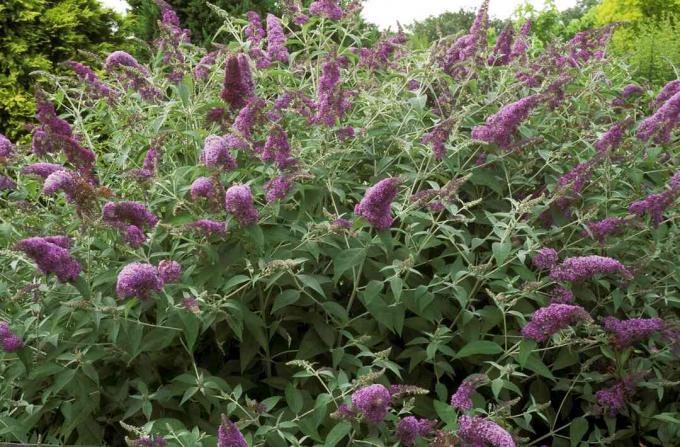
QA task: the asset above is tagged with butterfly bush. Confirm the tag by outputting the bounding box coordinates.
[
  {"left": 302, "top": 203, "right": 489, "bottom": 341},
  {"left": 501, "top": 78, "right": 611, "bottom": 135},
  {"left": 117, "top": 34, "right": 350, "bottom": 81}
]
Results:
[{"left": 2, "top": 1, "right": 680, "bottom": 445}]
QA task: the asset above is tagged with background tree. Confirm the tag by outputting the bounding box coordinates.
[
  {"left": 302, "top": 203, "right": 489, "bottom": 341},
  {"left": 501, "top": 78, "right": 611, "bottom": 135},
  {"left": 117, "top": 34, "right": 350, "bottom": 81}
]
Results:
[
  {"left": 124, "top": 0, "right": 280, "bottom": 47},
  {"left": 0, "top": 0, "right": 125, "bottom": 140},
  {"left": 595, "top": 0, "right": 680, "bottom": 84},
  {"left": 407, "top": 9, "right": 503, "bottom": 49}
]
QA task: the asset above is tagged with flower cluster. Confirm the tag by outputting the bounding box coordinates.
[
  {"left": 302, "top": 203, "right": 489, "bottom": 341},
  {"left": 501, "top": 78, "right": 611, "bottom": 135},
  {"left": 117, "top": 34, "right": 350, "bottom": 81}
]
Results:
[
  {"left": 521, "top": 303, "right": 590, "bottom": 342},
  {"left": 450, "top": 375, "right": 486, "bottom": 411},
  {"left": 351, "top": 384, "right": 391, "bottom": 424},
  {"left": 602, "top": 317, "right": 664, "bottom": 349},
  {"left": 396, "top": 417, "right": 434, "bottom": 446},
  {"left": 471, "top": 94, "right": 543, "bottom": 149},
  {"left": 309, "top": 0, "right": 343, "bottom": 20},
  {"left": 221, "top": 54, "right": 255, "bottom": 110},
  {"left": 225, "top": 184, "right": 259, "bottom": 226},
  {"left": 549, "top": 255, "right": 632, "bottom": 282},
  {"left": 104, "top": 51, "right": 161, "bottom": 100},
  {"left": 594, "top": 376, "right": 638, "bottom": 417},
  {"left": 15, "top": 236, "right": 81, "bottom": 283},
  {"left": 354, "top": 177, "right": 401, "bottom": 230},
  {"left": 457, "top": 416, "right": 516, "bottom": 447},
  {"left": 531, "top": 248, "right": 558, "bottom": 270},
  {"left": 0, "top": 322, "right": 23, "bottom": 353},
  {"left": 102, "top": 201, "right": 159, "bottom": 247},
  {"left": 116, "top": 262, "right": 164, "bottom": 299},
  {"left": 421, "top": 118, "right": 454, "bottom": 160},
  {"left": 201, "top": 136, "right": 237, "bottom": 171},
  {"left": 66, "top": 61, "right": 115, "bottom": 100},
  {"left": 217, "top": 416, "right": 248, "bottom": 447}
]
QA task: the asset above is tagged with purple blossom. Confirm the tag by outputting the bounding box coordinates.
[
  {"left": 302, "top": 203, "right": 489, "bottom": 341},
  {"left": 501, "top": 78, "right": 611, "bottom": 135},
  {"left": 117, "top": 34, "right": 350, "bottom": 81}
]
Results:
[
  {"left": 396, "top": 417, "right": 434, "bottom": 446},
  {"left": 457, "top": 416, "right": 516, "bottom": 447},
  {"left": 471, "top": 94, "right": 543, "bottom": 149},
  {"left": 201, "top": 136, "right": 237, "bottom": 171},
  {"left": 130, "top": 146, "right": 160, "bottom": 179},
  {"left": 652, "top": 79, "right": 680, "bottom": 108},
  {"left": 352, "top": 32, "right": 408, "bottom": 70},
  {"left": 351, "top": 384, "right": 391, "bottom": 424},
  {"left": 314, "top": 58, "right": 352, "bottom": 127},
  {"left": 336, "top": 126, "right": 355, "bottom": 141},
  {"left": 422, "top": 118, "right": 454, "bottom": 160},
  {"left": 105, "top": 51, "right": 149, "bottom": 75},
  {"left": 439, "top": 0, "right": 489, "bottom": 77},
  {"left": 293, "top": 14, "right": 309, "bottom": 25},
  {"left": 233, "top": 97, "right": 266, "bottom": 138},
  {"left": 0, "top": 133, "right": 14, "bottom": 159},
  {"left": 510, "top": 20, "right": 531, "bottom": 61},
  {"left": 264, "top": 175, "right": 292, "bottom": 202},
  {"left": 66, "top": 61, "right": 114, "bottom": 100},
  {"left": 225, "top": 184, "right": 259, "bottom": 225},
  {"left": 132, "top": 435, "right": 167, "bottom": 447},
  {"left": 22, "top": 163, "right": 64, "bottom": 179},
  {"left": 550, "top": 255, "right": 632, "bottom": 282},
  {"left": 532, "top": 248, "right": 559, "bottom": 270},
  {"left": 102, "top": 201, "right": 158, "bottom": 247},
  {"left": 621, "top": 84, "right": 643, "bottom": 98},
  {"left": 595, "top": 118, "right": 632, "bottom": 152},
  {"left": 262, "top": 126, "right": 295, "bottom": 169},
  {"left": 583, "top": 217, "right": 626, "bottom": 242},
  {"left": 104, "top": 51, "right": 160, "bottom": 100},
  {"left": 217, "top": 417, "right": 248, "bottom": 447},
  {"left": 158, "top": 260, "right": 182, "bottom": 283},
  {"left": 183, "top": 296, "right": 201, "bottom": 314},
  {"left": 637, "top": 90, "right": 680, "bottom": 143},
  {"left": 450, "top": 375, "right": 485, "bottom": 411},
  {"left": 602, "top": 317, "right": 664, "bottom": 349},
  {"left": 628, "top": 174, "right": 679, "bottom": 226},
  {"left": 488, "top": 22, "right": 514, "bottom": 66},
  {"left": 354, "top": 177, "right": 402, "bottom": 230},
  {"left": 15, "top": 236, "right": 81, "bottom": 282},
  {"left": 116, "top": 262, "right": 164, "bottom": 299},
  {"left": 407, "top": 79, "right": 420, "bottom": 91},
  {"left": 193, "top": 51, "right": 218, "bottom": 81},
  {"left": 245, "top": 11, "right": 266, "bottom": 45},
  {"left": 42, "top": 169, "right": 77, "bottom": 201},
  {"left": 0, "top": 322, "right": 23, "bottom": 353},
  {"left": 190, "top": 177, "right": 216, "bottom": 200},
  {"left": 550, "top": 287, "right": 574, "bottom": 304},
  {"left": 221, "top": 54, "right": 255, "bottom": 110},
  {"left": 595, "top": 376, "right": 637, "bottom": 417},
  {"left": 185, "top": 219, "right": 226, "bottom": 236},
  {"left": 0, "top": 175, "right": 16, "bottom": 191},
  {"left": 309, "top": 0, "right": 343, "bottom": 20},
  {"left": 266, "top": 14, "right": 289, "bottom": 63},
  {"left": 521, "top": 303, "right": 590, "bottom": 342}
]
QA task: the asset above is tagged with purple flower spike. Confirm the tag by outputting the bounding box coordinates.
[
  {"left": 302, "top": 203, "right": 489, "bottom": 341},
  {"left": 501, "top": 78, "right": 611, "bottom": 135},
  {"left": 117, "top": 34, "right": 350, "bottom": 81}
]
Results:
[
  {"left": 637, "top": 90, "right": 680, "bottom": 143},
  {"left": 595, "top": 376, "right": 637, "bottom": 417},
  {"left": 354, "top": 177, "right": 401, "bottom": 230},
  {"left": 450, "top": 375, "right": 485, "bottom": 411},
  {"left": 190, "top": 177, "right": 216, "bottom": 200},
  {"left": 0, "top": 175, "right": 16, "bottom": 191},
  {"left": 0, "top": 133, "right": 14, "bottom": 159},
  {"left": 225, "top": 184, "right": 259, "bottom": 226},
  {"left": 595, "top": 119, "right": 632, "bottom": 153},
  {"left": 421, "top": 118, "right": 454, "bottom": 160},
  {"left": 264, "top": 175, "right": 292, "bottom": 202},
  {"left": 221, "top": 54, "right": 255, "bottom": 110},
  {"left": 201, "top": 136, "right": 237, "bottom": 171},
  {"left": 266, "top": 14, "right": 289, "bottom": 63},
  {"left": 116, "top": 262, "right": 164, "bottom": 299},
  {"left": 602, "top": 317, "right": 664, "bottom": 349},
  {"left": 583, "top": 217, "right": 626, "bottom": 242},
  {"left": 521, "top": 303, "right": 590, "bottom": 342},
  {"left": 158, "top": 260, "right": 182, "bottom": 283},
  {"left": 217, "top": 416, "right": 248, "bottom": 447},
  {"left": 23, "top": 163, "right": 65, "bottom": 179},
  {"left": 396, "top": 416, "right": 434, "bottom": 446},
  {"left": 532, "top": 248, "right": 558, "bottom": 270},
  {"left": 245, "top": 11, "right": 266, "bottom": 45},
  {"left": 351, "top": 384, "right": 391, "bottom": 424},
  {"left": 458, "top": 415, "right": 516, "bottom": 447},
  {"left": 102, "top": 201, "right": 158, "bottom": 247},
  {"left": 0, "top": 322, "right": 24, "bottom": 353},
  {"left": 488, "top": 22, "right": 514, "bottom": 66},
  {"left": 185, "top": 219, "right": 226, "bottom": 236},
  {"left": 549, "top": 255, "right": 632, "bottom": 282},
  {"left": 309, "top": 0, "right": 343, "bottom": 20},
  {"left": 471, "top": 94, "right": 543, "bottom": 149},
  {"left": 15, "top": 236, "right": 81, "bottom": 282},
  {"left": 550, "top": 286, "right": 574, "bottom": 304}
]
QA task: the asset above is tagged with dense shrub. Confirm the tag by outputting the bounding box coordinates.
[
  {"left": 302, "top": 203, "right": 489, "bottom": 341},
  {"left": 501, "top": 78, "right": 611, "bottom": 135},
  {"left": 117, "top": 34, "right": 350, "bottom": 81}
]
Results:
[
  {"left": 0, "top": 0, "right": 125, "bottom": 140},
  {"left": 1, "top": 0, "right": 679, "bottom": 446}
]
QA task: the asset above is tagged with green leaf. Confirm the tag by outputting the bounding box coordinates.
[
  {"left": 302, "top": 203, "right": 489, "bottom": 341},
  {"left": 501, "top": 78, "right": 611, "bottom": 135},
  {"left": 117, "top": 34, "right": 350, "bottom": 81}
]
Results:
[
  {"left": 524, "top": 354, "right": 556, "bottom": 380},
  {"left": 570, "top": 417, "right": 588, "bottom": 447},
  {"left": 285, "top": 383, "right": 304, "bottom": 414},
  {"left": 272, "top": 289, "right": 300, "bottom": 313},
  {"left": 324, "top": 422, "right": 351, "bottom": 447},
  {"left": 455, "top": 341, "right": 503, "bottom": 358},
  {"left": 492, "top": 241, "right": 511, "bottom": 266},
  {"left": 332, "top": 248, "right": 365, "bottom": 282},
  {"left": 433, "top": 400, "right": 457, "bottom": 426},
  {"left": 72, "top": 276, "right": 91, "bottom": 299}
]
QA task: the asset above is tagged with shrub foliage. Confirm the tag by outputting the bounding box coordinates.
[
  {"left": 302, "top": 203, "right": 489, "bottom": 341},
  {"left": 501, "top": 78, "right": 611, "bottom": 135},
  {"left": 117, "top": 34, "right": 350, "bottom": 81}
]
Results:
[{"left": 0, "top": 1, "right": 679, "bottom": 446}]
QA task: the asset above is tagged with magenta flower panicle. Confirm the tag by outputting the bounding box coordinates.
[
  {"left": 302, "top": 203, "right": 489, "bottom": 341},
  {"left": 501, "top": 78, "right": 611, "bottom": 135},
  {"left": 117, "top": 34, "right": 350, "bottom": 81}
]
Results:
[
  {"left": 221, "top": 53, "right": 255, "bottom": 110},
  {"left": 532, "top": 248, "right": 558, "bottom": 270},
  {"left": 186, "top": 219, "right": 226, "bottom": 236},
  {"left": 102, "top": 201, "right": 159, "bottom": 247},
  {"left": 266, "top": 14, "right": 289, "bottom": 63},
  {"left": 15, "top": 236, "right": 81, "bottom": 283},
  {"left": 351, "top": 384, "right": 391, "bottom": 424},
  {"left": 158, "top": 260, "right": 182, "bottom": 283},
  {"left": 521, "top": 303, "right": 590, "bottom": 342},
  {"left": 594, "top": 376, "right": 637, "bottom": 417},
  {"left": 396, "top": 416, "right": 434, "bottom": 446},
  {"left": 457, "top": 415, "right": 516, "bottom": 447},
  {"left": 602, "top": 317, "right": 664, "bottom": 349},
  {"left": 0, "top": 322, "right": 24, "bottom": 353},
  {"left": 225, "top": 184, "right": 259, "bottom": 225},
  {"left": 201, "top": 136, "right": 237, "bottom": 171},
  {"left": 217, "top": 415, "right": 248, "bottom": 447},
  {"left": 116, "top": 262, "right": 164, "bottom": 299},
  {"left": 471, "top": 94, "right": 543, "bottom": 149},
  {"left": 549, "top": 255, "right": 632, "bottom": 282},
  {"left": 354, "top": 177, "right": 402, "bottom": 230},
  {"left": 450, "top": 375, "right": 486, "bottom": 411},
  {"left": 309, "top": 0, "right": 343, "bottom": 20}
]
